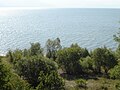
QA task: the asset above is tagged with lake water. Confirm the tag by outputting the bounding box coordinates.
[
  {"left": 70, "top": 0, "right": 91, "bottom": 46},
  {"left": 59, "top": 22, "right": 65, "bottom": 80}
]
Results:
[{"left": 0, "top": 8, "right": 120, "bottom": 55}]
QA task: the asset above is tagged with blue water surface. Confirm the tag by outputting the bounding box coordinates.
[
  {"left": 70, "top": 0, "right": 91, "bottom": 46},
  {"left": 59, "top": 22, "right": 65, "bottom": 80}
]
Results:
[{"left": 0, "top": 8, "right": 120, "bottom": 55}]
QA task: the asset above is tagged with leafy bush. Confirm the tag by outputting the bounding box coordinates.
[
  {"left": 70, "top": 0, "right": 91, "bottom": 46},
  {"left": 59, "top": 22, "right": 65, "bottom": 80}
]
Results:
[
  {"left": 109, "top": 64, "right": 120, "bottom": 79},
  {"left": 0, "top": 59, "right": 31, "bottom": 90},
  {"left": 91, "top": 47, "right": 117, "bottom": 74},
  {"left": 36, "top": 71, "right": 64, "bottom": 90},
  {"left": 75, "top": 79, "right": 87, "bottom": 88},
  {"left": 15, "top": 56, "right": 64, "bottom": 89},
  {"left": 115, "top": 82, "right": 120, "bottom": 90},
  {"left": 6, "top": 42, "right": 43, "bottom": 64},
  {"left": 15, "top": 56, "right": 57, "bottom": 87},
  {"left": 29, "top": 42, "right": 43, "bottom": 56},
  {"left": 80, "top": 56, "right": 94, "bottom": 73},
  {"left": 57, "top": 44, "right": 89, "bottom": 75},
  {"left": 0, "top": 59, "right": 10, "bottom": 89}
]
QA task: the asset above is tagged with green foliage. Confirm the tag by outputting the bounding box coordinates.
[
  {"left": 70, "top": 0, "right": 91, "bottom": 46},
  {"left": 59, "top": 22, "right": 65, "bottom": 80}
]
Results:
[
  {"left": 0, "top": 58, "right": 31, "bottom": 90},
  {"left": 0, "top": 59, "right": 10, "bottom": 89},
  {"left": 109, "top": 64, "right": 120, "bottom": 79},
  {"left": 91, "top": 47, "right": 117, "bottom": 74},
  {"left": 6, "top": 73, "right": 31, "bottom": 90},
  {"left": 5, "top": 41, "right": 64, "bottom": 89},
  {"left": 23, "top": 49, "right": 29, "bottom": 57},
  {"left": 70, "top": 43, "right": 89, "bottom": 57},
  {"left": 45, "top": 38, "right": 62, "bottom": 60},
  {"left": 100, "top": 86, "right": 108, "bottom": 90},
  {"left": 6, "top": 42, "right": 43, "bottom": 64},
  {"left": 113, "top": 32, "right": 120, "bottom": 43},
  {"left": 100, "top": 78, "right": 108, "bottom": 90},
  {"left": 15, "top": 56, "right": 61, "bottom": 88},
  {"left": 114, "top": 32, "right": 120, "bottom": 59},
  {"left": 3, "top": 35, "right": 120, "bottom": 90},
  {"left": 75, "top": 79, "right": 87, "bottom": 88},
  {"left": 115, "top": 82, "right": 120, "bottom": 90},
  {"left": 57, "top": 44, "right": 89, "bottom": 75},
  {"left": 80, "top": 56, "right": 94, "bottom": 73},
  {"left": 7, "top": 50, "right": 13, "bottom": 62},
  {"left": 36, "top": 71, "right": 64, "bottom": 90},
  {"left": 29, "top": 42, "right": 42, "bottom": 56},
  {"left": 6, "top": 49, "right": 23, "bottom": 64}
]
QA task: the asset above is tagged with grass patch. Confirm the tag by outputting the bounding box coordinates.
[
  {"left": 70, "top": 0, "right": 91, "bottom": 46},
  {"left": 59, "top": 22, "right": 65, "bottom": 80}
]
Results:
[{"left": 65, "top": 77, "right": 120, "bottom": 90}]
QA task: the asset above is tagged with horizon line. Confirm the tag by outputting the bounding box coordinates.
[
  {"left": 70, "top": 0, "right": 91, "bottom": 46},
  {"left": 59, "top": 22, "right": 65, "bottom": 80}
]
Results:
[{"left": 0, "top": 7, "right": 120, "bottom": 10}]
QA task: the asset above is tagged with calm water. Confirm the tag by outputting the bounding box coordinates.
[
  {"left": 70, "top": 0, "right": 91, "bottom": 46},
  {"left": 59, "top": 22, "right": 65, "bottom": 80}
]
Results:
[{"left": 0, "top": 8, "right": 120, "bottom": 55}]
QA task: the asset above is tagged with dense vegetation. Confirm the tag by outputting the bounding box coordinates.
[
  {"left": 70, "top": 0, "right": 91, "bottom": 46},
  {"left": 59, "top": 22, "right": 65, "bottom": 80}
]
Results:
[{"left": 1, "top": 33, "right": 120, "bottom": 90}]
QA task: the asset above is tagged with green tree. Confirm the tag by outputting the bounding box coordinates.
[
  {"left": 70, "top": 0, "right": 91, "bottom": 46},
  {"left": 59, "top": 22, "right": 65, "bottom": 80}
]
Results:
[
  {"left": 6, "top": 43, "right": 43, "bottom": 64},
  {"left": 45, "top": 38, "right": 62, "bottom": 60},
  {"left": 23, "top": 49, "right": 29, "bottom": 57},
  {"left": 70, "top": 43, "right": 89, "bottom": 57},
  {"left": 75, "top": 79, "right": 87, "bottom": 88},
  {"left": 80, "top": 56, "right": 94, "bottom": 73},
  {"left": 36, "top": 71, "right": 64, "bottom": 90},
  {"left": 6, "top": 49, "right": 23, "bottom": 64},
  {"left": 15, "top": 56, "right": 63, "bottom": 88},
  {"left": 57, "top": 44, "right": 89, "bottom": 75},
  {"left": 29, "top": 42, "right": 42, "bottom": 56},
  {"left": 0, "top": 58, "right": 30, "bottom": 90},
  {"left": 6, "top": 73, "right": 31, "bottom": 90},
  {"left": 7, "top": 50, "right": 13, "bottom": 62},
  {"left": 0, "top": 59, "right": 10, "bottom": 89},
  {"left": 109, "top": 64, "right": 120, "bottom": 79},
  {"left": 92, "top": 47, "right": 117, "bottom": 74}
]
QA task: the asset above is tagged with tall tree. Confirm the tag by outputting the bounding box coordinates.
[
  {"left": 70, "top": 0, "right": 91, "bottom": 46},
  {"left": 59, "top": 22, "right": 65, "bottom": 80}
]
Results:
[
  {"left": 44, "top": 38, "right": 62, "bottom": 60},
  {"left": 15, "top": 56, "right": 64, "bottom": 89},
  {"left": 29, "top": 42, "right": 42, "bottom": 56},
  {"left": 92, "top": 47, "right": 117, "bottom": 74},
  {"left": 57, "top": 44, "right": 89, "bottom": 75}
]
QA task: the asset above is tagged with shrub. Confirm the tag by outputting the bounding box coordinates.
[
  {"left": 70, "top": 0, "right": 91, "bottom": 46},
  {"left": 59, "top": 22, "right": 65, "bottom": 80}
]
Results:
[
  {"left": 15, "top": 56, "right": 64, "bottom": 89},
  {"left": 36, "top": 71, "right": 64, "bottom": 90},
  {"left": 80, "top": 56, "right": 94, "bottom": 73},
  {"left": 115, "top": 82, "right": 120, "bottom": 90},
  {"left": 91, "top": 47, "right": 117, "bottom": 74},
  {"left": 109, "top": 64, "right": 120, "bottom": 79},
  {"left": 75, "top": 79, "right": 87, "bottom": 88},
  {"left": 0, "top": 59, "right": 30, "bottom": 90},
  {"left": 57, "top": 44, "right": 89, "bottom": 75}
]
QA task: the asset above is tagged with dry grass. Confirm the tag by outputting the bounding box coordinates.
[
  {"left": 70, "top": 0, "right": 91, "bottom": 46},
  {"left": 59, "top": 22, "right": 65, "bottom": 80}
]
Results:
[{"left": 65, "top": 77, "right": 120, "bottom": 90}]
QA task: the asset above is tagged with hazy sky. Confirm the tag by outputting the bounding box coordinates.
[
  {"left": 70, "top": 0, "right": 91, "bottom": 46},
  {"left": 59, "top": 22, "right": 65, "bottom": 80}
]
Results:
[{"left": 0, "top": 0, "right": 120, "bottom": 8}]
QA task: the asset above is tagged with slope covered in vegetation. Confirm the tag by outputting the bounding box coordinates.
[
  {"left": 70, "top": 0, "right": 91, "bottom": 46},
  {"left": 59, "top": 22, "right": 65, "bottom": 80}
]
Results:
[{"left": 1, "top": 34, "right": 120, "bottom": 90}]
